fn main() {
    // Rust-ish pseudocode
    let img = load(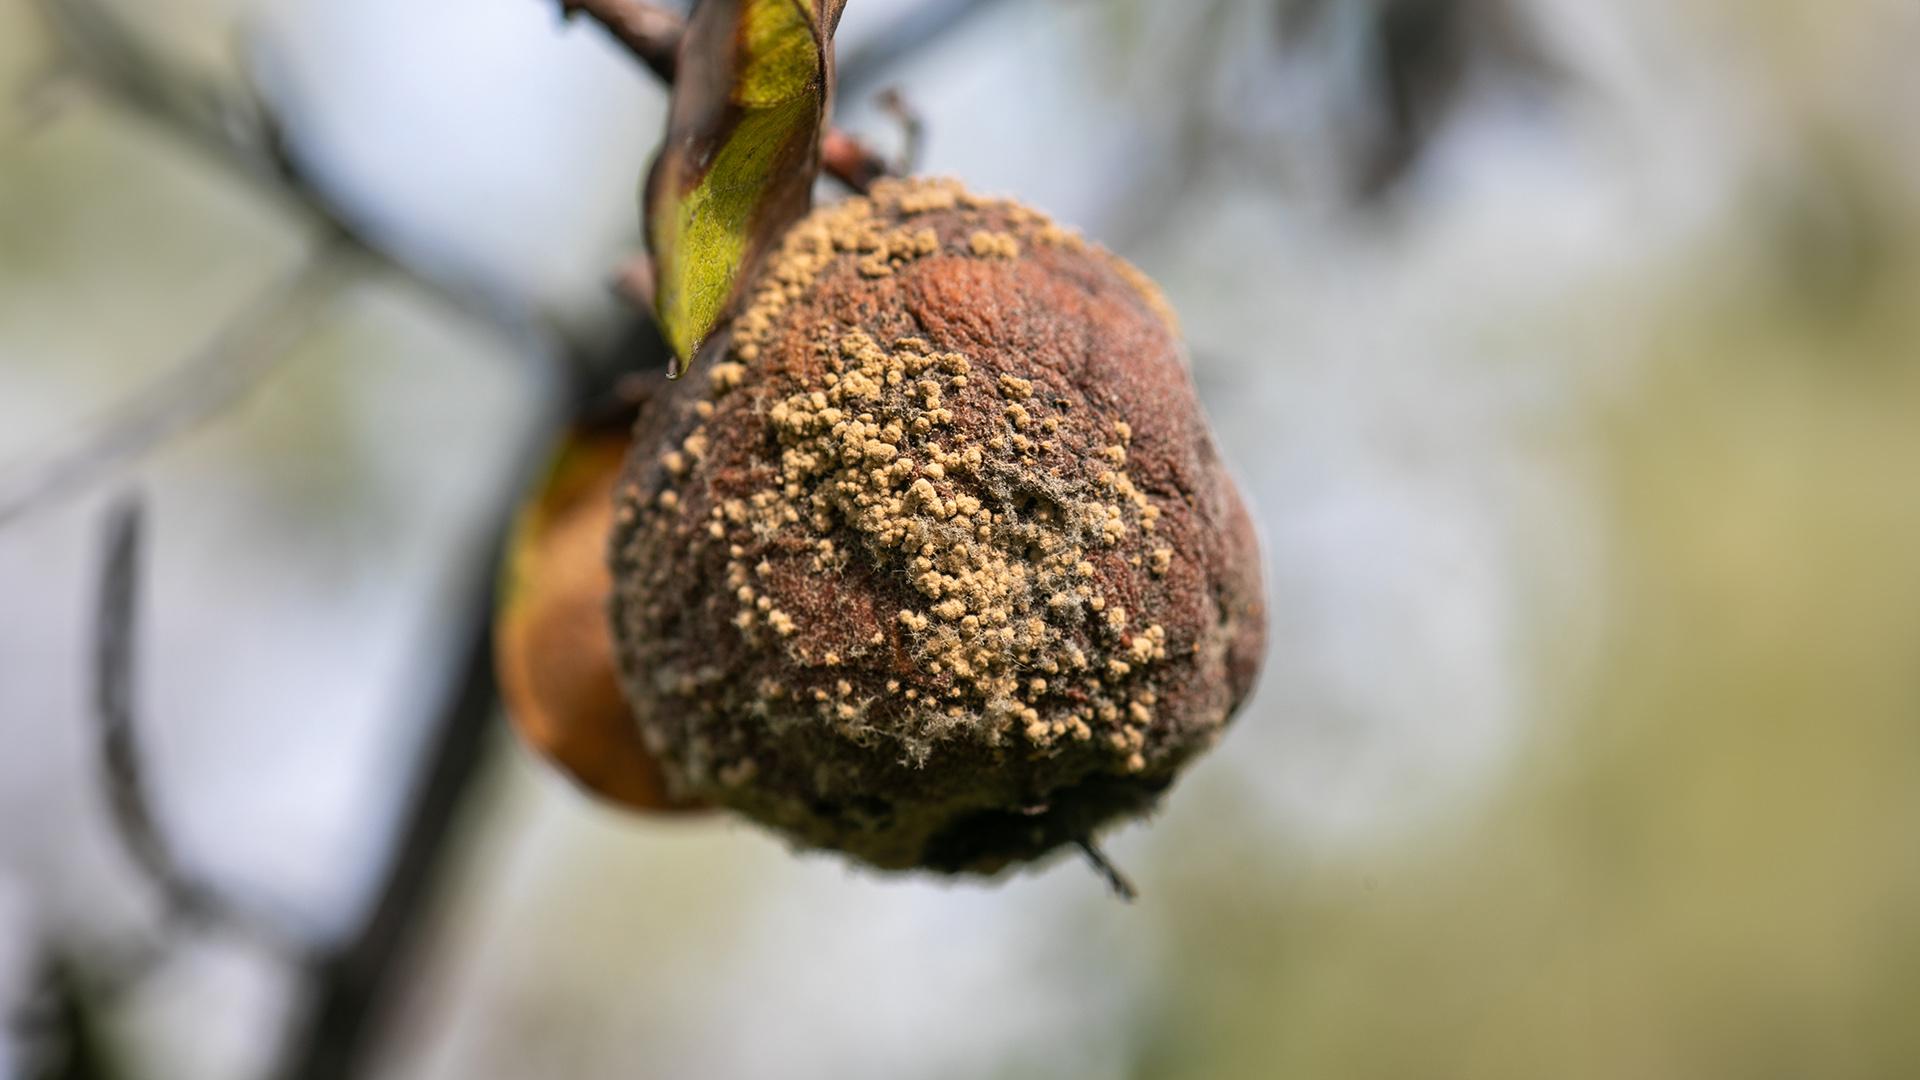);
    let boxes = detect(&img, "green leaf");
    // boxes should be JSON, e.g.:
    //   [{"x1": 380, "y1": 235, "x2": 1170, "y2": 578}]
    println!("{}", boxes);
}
[{"x1": 646, "y1": 0, "x2": 841, "y2": 375}]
